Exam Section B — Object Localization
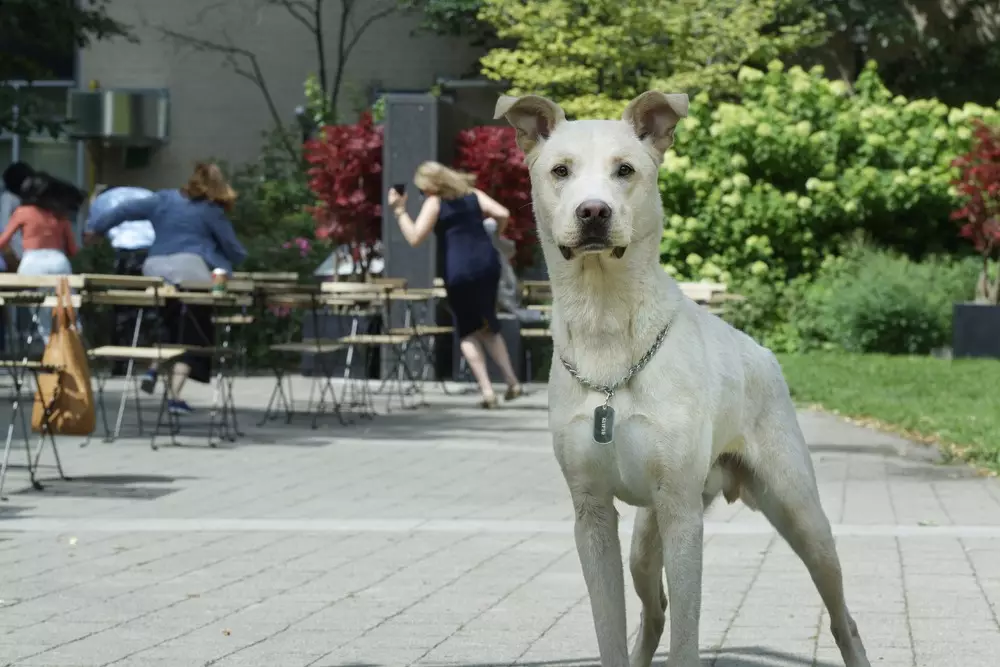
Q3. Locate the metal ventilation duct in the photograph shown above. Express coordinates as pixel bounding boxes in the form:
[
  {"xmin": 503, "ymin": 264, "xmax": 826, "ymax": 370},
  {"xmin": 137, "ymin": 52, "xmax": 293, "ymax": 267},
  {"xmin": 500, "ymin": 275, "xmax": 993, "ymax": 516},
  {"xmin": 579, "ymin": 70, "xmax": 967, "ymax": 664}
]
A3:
[{"xmin": 67, "ymin": 89, "xmax": 170, "ymax": 145}]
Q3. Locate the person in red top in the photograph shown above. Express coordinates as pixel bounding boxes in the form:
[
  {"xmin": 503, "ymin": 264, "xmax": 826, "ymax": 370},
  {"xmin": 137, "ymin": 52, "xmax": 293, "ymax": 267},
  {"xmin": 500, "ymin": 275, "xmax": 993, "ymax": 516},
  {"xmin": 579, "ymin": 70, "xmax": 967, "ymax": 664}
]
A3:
[
  {"xmin": 0, "ymin": 203, "xmax": 78, "ymax": 342},
  {"xmin": 0, "ymin": 205, "xmax": 78, "ymax": 259}
]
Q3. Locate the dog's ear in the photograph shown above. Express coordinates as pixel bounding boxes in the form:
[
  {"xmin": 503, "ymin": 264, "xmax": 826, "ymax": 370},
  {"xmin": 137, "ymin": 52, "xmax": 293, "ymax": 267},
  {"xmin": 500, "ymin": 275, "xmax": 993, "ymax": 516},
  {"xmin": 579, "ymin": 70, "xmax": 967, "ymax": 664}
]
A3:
[
  {"xmin": 622, "ymin": 91, "xmax": 689, "ymax": 155},
  {"xmin": 494, "ymin": 95, "xmax": 566, "ymax": 156}
]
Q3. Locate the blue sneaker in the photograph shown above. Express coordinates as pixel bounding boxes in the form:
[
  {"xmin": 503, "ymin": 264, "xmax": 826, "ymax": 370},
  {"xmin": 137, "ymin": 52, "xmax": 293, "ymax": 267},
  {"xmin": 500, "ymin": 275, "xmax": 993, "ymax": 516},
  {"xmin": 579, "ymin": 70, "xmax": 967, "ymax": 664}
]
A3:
[
  {"xmin": 168, "ymin": 399, "xmax": 194, "ymax": 416},
  {"xmin": 140, "ymin": 370, "xmax": 158, "ymax": 395}
]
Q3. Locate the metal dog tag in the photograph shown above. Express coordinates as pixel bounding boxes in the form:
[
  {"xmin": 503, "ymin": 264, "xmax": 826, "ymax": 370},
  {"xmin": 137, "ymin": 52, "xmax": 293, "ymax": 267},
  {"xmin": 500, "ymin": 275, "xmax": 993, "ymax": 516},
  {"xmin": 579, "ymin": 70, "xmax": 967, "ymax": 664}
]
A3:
[{"xmin": 593, "ymin": 404, "xmax": 615, "ymax": 444}]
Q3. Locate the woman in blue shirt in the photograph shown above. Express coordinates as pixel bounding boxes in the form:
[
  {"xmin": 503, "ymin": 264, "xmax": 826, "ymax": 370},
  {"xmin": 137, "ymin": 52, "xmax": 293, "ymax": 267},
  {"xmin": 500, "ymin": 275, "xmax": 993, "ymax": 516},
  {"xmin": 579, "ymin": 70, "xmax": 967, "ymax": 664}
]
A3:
[{"xmin": 89, "ymin": 162, "xmax": 248, "ymax": 416}]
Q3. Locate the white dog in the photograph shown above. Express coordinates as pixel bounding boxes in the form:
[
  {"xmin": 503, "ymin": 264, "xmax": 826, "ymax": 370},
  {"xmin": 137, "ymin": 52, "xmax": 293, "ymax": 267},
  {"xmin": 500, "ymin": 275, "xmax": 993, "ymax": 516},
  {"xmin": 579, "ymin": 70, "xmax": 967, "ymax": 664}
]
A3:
[{"xmin": 494, "ymin": 92, "xmax": 871, "ymax": 667}]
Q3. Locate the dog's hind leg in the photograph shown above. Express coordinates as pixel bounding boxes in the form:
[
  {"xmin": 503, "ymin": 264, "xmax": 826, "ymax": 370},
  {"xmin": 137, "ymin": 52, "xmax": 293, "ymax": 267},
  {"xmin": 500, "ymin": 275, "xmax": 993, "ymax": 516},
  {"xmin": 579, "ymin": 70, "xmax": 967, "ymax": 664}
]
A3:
[
  {"xmin": 744, "ymin": 421, "xmax": 871, "ymax": 667},
  {"xmin": 628, "ymin": 508, "xmax": 666, "ymax": 667}
]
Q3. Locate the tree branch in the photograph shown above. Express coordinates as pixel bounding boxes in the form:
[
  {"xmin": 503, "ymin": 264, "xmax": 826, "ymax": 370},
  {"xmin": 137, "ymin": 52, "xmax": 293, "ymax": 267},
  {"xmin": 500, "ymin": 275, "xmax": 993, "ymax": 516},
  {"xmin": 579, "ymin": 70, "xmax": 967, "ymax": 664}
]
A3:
[
  {"xmin": 156, "ymin": 27, "xmax": 299, "ymax": 161},
  {"xmin": 270, "ymin": 0, "xmax": 316, "ymax": 32},
  {"xmin": 330, "ymin": 0, "xmax": 353, "ymax": 121},
  {"xmin": 344, "ymin": 2, "xmax": 397, "ymax": 55},
  {"xmin": 315, "ymin": 0, "xmax": 328, "ymax": 100},
  {"xmin": 329, "ymin": 0, "xmax": 396, "ymax": 118}
]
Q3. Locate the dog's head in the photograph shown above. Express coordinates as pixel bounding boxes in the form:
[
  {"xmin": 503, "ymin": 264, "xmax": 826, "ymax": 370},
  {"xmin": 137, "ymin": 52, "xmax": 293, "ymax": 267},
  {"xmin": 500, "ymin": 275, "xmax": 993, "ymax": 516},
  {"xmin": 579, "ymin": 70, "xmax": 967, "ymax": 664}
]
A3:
[{"xmin": 495, "ymin": 91, "xmax": 688, "ymax": 262}]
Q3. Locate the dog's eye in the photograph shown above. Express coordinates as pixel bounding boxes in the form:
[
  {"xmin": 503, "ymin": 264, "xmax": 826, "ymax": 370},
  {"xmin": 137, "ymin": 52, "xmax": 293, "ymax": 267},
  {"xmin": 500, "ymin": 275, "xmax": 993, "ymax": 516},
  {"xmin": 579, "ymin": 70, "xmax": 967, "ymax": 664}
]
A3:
[
  {"xmin": 617, "ymin": 163, "xmax": 635, "ymax": 178},
  {"xmin": 551, "ymin": 165, "xmax": 570, "ymax": 178}
]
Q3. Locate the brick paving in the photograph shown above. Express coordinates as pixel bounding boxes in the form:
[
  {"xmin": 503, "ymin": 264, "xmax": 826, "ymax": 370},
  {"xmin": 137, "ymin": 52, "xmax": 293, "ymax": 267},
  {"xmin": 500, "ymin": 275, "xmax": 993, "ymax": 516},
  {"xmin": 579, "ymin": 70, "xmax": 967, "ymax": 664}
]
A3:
[{"xmin": 1, "ymin": 376, "xmax": 999, "ymax": 666}]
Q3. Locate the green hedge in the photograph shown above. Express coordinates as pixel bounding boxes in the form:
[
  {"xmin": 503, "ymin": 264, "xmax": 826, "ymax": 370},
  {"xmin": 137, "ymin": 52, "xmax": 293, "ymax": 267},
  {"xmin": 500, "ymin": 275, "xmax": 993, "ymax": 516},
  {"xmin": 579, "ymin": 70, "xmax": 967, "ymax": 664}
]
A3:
[
  {"xmin": 725, "ymin": 243, "xmax": 980, "ymax": 355},
  {"xmin": 659, "ymin": 60, "xmax": 1000, "ymax": 284}
]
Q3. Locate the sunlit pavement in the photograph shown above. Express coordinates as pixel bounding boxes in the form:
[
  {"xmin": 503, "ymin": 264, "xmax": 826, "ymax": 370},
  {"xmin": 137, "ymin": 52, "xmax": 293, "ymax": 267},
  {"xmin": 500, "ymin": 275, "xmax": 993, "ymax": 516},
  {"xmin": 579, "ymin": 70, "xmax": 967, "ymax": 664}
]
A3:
[{"xmin": 1, "ymin": 378, "xmax": 999, "ymax": 666}]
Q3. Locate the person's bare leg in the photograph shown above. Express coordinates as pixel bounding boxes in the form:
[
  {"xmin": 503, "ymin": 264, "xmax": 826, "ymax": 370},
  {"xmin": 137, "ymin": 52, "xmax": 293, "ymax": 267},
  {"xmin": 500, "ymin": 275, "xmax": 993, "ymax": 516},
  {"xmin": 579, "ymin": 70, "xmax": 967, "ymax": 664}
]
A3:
[
  {"xmin": 459, "ymin": 335, "xmax": 495, "ymax": 403},
  {"xmin": 171, "ymin": 362, "xmax": 191, "ymax": 400},
  {"xmin": 477, "ymin": 331, "xmax": 521, "ymax": 395}
]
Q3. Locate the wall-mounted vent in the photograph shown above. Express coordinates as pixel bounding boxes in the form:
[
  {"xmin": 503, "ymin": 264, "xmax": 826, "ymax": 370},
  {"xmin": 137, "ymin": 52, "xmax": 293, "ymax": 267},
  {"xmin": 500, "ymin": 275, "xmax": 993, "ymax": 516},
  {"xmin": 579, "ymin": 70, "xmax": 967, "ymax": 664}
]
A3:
[{"xmin": 67, "ymin": 89, "xmax": 169, "ymax": 145}]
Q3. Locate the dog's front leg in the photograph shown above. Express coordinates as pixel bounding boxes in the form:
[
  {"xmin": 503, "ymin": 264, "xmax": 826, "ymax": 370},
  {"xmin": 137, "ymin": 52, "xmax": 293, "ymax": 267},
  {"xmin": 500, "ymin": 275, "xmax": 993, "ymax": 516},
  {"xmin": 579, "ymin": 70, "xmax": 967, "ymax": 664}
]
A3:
[
  {"xmin": 571, "ymin": 487, "xmax": 629, "ymax": 667},
  {"xmin": 652, "ymin": 426, "xmax": 709, "ymax": 667},
  {"xmin": 655, "ymin": 494, "xmax": 704, "ymax": 667}
]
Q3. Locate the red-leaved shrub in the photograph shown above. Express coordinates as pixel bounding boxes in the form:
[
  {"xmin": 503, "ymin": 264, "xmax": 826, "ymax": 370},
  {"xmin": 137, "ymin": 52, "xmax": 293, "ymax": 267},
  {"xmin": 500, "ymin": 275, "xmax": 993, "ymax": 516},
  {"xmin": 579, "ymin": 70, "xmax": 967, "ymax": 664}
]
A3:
[
  {"xmin": 304, "ymin": 111, "xmax": 383, "ymax": 246},
  {"xmin": 951, "ymin": 120, "xmax": 1000, "ymax": 303},
  {"xmin": 454, "ymin": 126, "xmax": 535, "ymax": 267}
]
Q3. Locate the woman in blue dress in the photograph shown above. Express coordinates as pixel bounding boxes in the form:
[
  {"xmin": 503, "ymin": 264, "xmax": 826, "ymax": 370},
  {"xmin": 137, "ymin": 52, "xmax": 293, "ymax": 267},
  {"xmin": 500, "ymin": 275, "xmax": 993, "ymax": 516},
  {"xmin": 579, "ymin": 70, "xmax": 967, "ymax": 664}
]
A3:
[{"xmin": 388, "ymin": 161, "xmax": 522, "ymax": 408}]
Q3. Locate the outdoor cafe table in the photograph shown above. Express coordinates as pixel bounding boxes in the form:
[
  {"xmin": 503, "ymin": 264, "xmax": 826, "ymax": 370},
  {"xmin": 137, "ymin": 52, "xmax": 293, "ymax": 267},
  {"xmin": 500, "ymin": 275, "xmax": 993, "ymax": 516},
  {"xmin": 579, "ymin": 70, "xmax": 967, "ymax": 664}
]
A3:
[
  {"xmin": 82, "ymin": 289, "xmax": 252, "ymax": 448},
  {"xmin": 0, "ymin": 290, "xmax": 68, "ymax": 496},
  {"xmin": 259, "ymin": 289, "xmax": 383, "ymax": 426}
]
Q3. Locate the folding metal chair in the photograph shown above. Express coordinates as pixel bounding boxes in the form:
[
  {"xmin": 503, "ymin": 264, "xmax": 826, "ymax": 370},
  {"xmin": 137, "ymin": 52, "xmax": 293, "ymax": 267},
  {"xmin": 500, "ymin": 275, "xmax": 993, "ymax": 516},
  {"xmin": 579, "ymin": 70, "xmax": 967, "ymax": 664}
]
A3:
[
  {"xmin": 337, "ymin": 332, "xmax": 418, "ymax": 413},
  {"xmin": 386, "ymin": 289, "xmax": 455, "ymax": 397},
  {"xmin": 0, "ymin": 359, "xmax": 66, "ymax": 499},
  {"xmin": 149, "ymin": 291, "xmax": 249, "ymax": 449},
  {"xmin": 261, "ymin": 290, "xmax": 351, "ymax": 428}
]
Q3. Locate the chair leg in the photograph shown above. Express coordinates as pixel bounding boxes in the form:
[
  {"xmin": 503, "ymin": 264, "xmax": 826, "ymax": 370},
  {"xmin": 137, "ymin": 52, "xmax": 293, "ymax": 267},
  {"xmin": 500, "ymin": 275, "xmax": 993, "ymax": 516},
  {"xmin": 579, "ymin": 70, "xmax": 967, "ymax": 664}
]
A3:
[
  {"xmin": 150, "ymin": 384, "xmax": 170, "ymax": 451},
  {"xmin": 29, "ymin": 371, "xmax": 69, "ymax": 484},
  {"xmin": 132, "ymin": 372, "xmax": 146, "ymax": 436},
  {"xmin": 409, "ymin": 338, "xmax": 431, "ymax": 407},
  {"xmin": 10, "ymin": 369, "xmax": 41, "ymax": 491},
  {"xmin": 91, "ymin": 367, "xmax": 113, "ymax": 445},
  {"xmin": 424, "ymin": 333, "xmax": 455, "ymax": 395},
  {"xmin": 0, "ymin": 378, "xmax": 19, "ymax": 500},
  {"xmin": 312, "ymin": 356, "xmax": 347, "ymax": 429},
  {"xmin": 225, "ymin": 374, "xmax": 243, "ymax": 438},
  {"xmin": 259, "ymin": 364, "xmax": 287, "ymax": 426},
  {"xmin": 383, "ymin": 345, "xmax": 413, "ymax": 414},
  {"xmin": 526, "ymin": 345, "xmax": 533, "ymax": 384},
  {"xmin": 305, "ymin": 371, "xmax": 319, "ymax": 419},
  {"xmin": 207, "ymin": 377, "xmax": 220, "ymax": 449},
  {"xmin": 32, "ymin": 429, "xmax": 67, "ymax": 481},
  {"xmin": 112, "ymin": 358, "xmax": 135, "ymax": 441},
  {"xmin": 403, "ymin": 347, "xmax": 425, "ymax": 409}
]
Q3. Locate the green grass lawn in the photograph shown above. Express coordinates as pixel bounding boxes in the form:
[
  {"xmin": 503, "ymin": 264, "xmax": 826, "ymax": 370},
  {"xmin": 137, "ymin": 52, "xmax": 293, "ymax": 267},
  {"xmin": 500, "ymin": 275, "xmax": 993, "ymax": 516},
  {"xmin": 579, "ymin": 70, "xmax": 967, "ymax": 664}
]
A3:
[{"xmin": 776, "ymin": 352, "xmax": 1000, "ymax": 470}]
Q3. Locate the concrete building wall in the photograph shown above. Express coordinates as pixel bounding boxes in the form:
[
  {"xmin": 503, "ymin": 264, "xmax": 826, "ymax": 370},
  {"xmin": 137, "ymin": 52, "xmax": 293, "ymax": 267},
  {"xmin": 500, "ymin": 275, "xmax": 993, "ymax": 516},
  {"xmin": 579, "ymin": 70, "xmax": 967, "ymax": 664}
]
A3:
[{"xmin": 80, "ymin": 0, "xmax": 484, "ymax": 189}]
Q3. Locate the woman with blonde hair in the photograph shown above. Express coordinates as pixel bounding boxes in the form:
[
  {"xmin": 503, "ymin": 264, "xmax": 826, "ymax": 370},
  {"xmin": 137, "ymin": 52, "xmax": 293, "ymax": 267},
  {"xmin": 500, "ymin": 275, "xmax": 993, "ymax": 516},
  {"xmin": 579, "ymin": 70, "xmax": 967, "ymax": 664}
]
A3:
[
  {"xmin": 388, "ymin": 161, "xmax": 522, "ymax": 408},
  {"xmin": 90, "ymin": 162, "xmax": 247, "ymax": 415}
]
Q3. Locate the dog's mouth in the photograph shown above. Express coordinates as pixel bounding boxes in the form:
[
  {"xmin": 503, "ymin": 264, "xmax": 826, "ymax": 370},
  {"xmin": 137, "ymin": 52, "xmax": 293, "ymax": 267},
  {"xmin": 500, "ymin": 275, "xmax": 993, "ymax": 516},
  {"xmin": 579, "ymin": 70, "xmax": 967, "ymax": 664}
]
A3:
[{"xmin": 558, "ymin": 244, "xmax": 628, "ymax": 260}]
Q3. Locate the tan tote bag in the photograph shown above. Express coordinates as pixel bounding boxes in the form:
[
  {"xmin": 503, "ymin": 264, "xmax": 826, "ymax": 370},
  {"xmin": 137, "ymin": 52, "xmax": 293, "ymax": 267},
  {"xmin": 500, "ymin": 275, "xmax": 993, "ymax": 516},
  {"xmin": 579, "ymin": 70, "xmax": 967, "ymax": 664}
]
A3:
[{"xmin": 32, "ymin": 277, "xmax": 96, "ymax": 435}]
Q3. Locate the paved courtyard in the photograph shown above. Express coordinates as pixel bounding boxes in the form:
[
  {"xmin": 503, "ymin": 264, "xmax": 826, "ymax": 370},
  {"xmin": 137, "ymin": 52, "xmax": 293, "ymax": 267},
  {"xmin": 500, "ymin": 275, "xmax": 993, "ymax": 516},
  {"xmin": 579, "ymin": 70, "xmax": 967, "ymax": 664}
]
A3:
[{"xmin": 1, "ymin": 376, "xmax": 999, "ymax": 666}]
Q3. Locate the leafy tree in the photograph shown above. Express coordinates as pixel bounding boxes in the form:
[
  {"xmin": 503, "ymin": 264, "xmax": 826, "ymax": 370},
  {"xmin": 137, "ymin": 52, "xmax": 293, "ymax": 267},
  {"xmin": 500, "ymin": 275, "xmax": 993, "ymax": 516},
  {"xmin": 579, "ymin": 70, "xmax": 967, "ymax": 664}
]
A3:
[
  {"xmin": 477, "ymin": 0, "xmax": 826, "ymax": 118},
  {"xmin": 783, "ymin": 0, "xmax": 1000, "ymax": 104},
  {"xmin": 399, "ymin": 0, "xmax": 494, "ymax": 44},
  {"xmin": 0, "ymin": 0, "xmax": 132, "ymax": 136}
]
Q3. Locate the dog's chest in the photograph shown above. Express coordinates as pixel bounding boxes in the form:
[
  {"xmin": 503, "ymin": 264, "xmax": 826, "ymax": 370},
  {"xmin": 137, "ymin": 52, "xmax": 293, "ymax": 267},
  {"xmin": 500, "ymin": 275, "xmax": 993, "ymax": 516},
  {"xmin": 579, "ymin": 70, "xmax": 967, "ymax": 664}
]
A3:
[{"xmin": 553, "ymin": 388, "xmax": 666, "ymax": 508}]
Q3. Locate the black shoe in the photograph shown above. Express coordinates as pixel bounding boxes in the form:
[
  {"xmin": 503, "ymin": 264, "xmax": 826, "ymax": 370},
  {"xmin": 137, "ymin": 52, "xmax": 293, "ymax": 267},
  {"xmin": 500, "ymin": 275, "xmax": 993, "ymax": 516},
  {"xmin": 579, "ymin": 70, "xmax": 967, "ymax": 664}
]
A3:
[{"xmin": 140, "ymin": 370, "xmax": 158, "ymax": 394}]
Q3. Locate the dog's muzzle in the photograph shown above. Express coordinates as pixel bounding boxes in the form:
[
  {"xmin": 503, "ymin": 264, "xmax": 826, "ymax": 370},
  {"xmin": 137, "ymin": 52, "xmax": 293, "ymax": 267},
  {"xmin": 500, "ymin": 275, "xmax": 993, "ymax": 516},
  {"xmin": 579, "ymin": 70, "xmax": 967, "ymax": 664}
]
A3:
[
  {"xmin": 558, "ymin": 200, "xmax": 627, "ymax": 260},
  {"xmin": 557, "ymin": 245, "xmax": 628, "ymax": 260}
]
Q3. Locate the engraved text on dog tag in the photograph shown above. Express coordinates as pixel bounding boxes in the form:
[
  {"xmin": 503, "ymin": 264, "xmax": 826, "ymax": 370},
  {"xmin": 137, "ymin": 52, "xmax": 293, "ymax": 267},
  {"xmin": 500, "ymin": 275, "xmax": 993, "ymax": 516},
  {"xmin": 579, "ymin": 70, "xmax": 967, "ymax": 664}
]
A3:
[{"xmin": 593, "ymin": 404, "xmax": 615, "ymax": 444}]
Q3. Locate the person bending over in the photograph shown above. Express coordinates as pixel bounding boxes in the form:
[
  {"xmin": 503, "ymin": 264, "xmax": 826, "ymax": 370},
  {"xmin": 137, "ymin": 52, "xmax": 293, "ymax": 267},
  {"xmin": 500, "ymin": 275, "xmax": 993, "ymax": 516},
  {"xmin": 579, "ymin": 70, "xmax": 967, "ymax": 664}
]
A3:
[{"xmin": 89, "ymin": 162, "xmax": 247, "ymax": 416}]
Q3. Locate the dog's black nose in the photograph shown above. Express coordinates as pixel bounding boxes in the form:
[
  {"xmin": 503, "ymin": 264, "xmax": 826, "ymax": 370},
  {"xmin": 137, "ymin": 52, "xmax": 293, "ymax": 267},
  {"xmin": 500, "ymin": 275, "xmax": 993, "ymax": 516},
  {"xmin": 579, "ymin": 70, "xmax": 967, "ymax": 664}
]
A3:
[{"xmin": 575, "ymin": 200, "xmax": 612, "ymax": 224}]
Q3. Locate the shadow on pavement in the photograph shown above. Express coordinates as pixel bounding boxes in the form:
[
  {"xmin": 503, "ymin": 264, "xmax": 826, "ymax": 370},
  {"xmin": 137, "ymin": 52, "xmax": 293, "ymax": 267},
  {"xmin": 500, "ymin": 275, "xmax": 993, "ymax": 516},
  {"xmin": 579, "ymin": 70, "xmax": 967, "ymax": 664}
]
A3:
[
  {"xmin": 0, "ymin": 503, "xmax": 31, "ymax": 518},
  {"xmin": 318, "ymin": 646, "xmax": 839, "ymax": 666},
  {"xmin": 8, "ymin": 473, "xmax": 192, "ymax": 500}
]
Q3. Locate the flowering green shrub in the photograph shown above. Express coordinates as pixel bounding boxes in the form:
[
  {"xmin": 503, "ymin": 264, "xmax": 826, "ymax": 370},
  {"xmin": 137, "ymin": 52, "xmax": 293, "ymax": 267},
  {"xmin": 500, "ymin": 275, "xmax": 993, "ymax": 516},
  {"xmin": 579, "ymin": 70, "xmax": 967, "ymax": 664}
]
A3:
[
  {"xmin": 660, "ymin": 60, "xmax": 1000, "ymax": 284},
  {"xmin": 724, "ymin": 243, "xmax": 980, "ymax": 355}
]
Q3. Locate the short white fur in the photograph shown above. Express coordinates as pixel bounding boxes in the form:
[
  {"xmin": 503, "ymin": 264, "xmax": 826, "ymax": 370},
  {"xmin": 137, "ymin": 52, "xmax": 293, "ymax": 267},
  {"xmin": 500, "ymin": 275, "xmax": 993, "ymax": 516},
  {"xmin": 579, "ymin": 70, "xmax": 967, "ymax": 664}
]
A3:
[{"xmin": 495, "ymin": 91, "xmax": 872, "ymax": 667}]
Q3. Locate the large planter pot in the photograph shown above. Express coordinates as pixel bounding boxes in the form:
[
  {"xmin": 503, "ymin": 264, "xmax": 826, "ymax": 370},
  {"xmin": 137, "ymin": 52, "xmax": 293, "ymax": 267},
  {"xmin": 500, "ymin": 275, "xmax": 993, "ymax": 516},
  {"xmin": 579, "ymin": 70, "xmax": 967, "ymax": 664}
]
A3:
[{"xmin": 953, "ymin": 302, "xmax": 1000, "ymax": 359}]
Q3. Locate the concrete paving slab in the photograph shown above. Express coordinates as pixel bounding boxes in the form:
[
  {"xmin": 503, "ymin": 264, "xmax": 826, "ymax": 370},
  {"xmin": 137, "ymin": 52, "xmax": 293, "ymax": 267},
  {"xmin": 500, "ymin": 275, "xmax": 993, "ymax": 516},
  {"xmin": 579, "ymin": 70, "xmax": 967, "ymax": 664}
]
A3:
[{"xmin": 0, "ymin": 377, "xmax": 998, "ymax": 666}]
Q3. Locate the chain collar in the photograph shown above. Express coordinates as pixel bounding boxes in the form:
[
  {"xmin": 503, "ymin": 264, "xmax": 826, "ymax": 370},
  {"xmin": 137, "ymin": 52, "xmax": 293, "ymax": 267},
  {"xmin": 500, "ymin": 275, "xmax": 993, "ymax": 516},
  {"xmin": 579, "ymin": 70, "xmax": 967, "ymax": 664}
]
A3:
[{"xmin": 558, "ymin": 317, "xmax": 675, "ymax": 400}]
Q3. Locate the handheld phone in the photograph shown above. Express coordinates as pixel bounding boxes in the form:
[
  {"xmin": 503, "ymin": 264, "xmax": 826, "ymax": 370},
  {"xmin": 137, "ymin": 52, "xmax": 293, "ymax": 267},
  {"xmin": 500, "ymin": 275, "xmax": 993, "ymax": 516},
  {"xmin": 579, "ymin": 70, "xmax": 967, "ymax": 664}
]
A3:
[{"xmin": 392, "ymin": 183, "xmax": 406, "ymax": 196}]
